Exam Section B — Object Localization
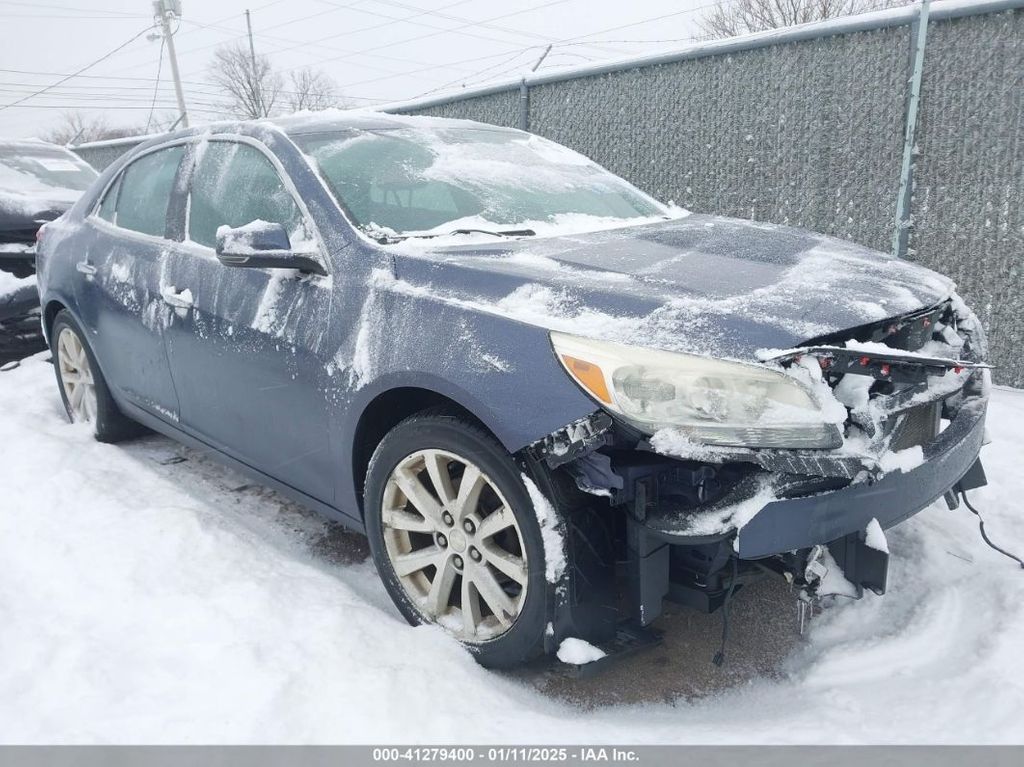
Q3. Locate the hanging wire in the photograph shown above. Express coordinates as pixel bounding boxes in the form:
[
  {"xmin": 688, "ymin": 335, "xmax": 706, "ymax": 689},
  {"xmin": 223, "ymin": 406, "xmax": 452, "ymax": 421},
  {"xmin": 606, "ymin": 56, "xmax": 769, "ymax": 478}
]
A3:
[{"xmin": 0, "ymin": 24, "xmax": 156, "ymax": 112}]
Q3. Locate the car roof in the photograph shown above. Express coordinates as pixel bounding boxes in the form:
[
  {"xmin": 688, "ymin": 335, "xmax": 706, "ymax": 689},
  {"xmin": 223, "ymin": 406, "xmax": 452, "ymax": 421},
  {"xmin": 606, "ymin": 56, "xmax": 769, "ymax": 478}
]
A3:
[
  {"xmin": 137, "ymin": 110, "xmax": 521, "ymax": 151},
  {"xmin": 0, "ymin": 138, "xmax": 76, "ymax": 153},
  {"xmin": 118, "ymin": 110, "xmax": 525, "ymax": 171}
]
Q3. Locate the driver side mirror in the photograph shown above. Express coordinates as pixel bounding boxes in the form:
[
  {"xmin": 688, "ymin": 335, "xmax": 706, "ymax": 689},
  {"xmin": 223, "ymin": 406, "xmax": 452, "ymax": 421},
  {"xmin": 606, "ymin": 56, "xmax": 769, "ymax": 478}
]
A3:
[{"xmin": 215, "ymin": 221, "xmax": 326, "ymax": 276}]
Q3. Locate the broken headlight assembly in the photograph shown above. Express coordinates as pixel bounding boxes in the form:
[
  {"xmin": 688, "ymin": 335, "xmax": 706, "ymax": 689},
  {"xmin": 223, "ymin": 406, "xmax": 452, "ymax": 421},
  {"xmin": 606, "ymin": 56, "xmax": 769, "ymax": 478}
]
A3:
[{"xmin": 550, "ymin": 331, "xmax": 842, "ymax": 449}]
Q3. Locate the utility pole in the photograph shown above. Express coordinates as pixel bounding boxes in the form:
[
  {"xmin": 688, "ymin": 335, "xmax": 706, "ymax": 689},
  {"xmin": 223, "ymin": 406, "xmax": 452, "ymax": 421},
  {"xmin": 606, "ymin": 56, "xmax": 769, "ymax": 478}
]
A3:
[
  {"xmin": 891, "ymin": 0, "xmax": 930, "ymax": 258},
  {"xmin": 154, "ymin": 0, "xmax": 189, "ymax": 128},
  {"xmin": 244, "ymin": 9, "xmax": 264, "ymax": 117}
]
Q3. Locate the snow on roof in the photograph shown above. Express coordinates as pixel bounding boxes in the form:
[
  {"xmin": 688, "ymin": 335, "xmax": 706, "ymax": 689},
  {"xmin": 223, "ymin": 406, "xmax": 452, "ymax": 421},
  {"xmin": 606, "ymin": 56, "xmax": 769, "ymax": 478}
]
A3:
[
  {"xmin": 71, "ymin": 110, "xmax": 517, "ymax": 155},
  {"xmin": 0, "ymin": 138, "xmax": 63, "ymax": 151},
  {"xmin": 69, "ymin": 132, "xmax": 163, "ymax": 151},
  {"xmin": 268, "ymin": 109, "xmax": 520, "ymax": 135}
]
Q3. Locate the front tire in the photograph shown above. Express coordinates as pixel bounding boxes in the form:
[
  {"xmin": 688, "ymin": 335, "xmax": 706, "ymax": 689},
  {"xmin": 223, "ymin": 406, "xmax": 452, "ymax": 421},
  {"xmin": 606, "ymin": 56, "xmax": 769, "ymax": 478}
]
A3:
[
  {"xmin": 51, "ymin": 310, "xmax": 141, "ymax": 443},
  {"xmin": 365, "ymin": 411, "xmax": 552, "ymax": 668}
]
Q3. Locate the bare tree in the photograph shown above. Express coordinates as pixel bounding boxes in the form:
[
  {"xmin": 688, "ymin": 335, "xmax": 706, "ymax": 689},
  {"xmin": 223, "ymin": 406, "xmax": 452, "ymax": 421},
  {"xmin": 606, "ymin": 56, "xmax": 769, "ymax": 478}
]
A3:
[
  {"xmin": 286, "ymin": 67, "xmax": 344, "ymax": 112},
  {"xmin": 208, "ymin": 43, "xmax": 283, "ymax": 119},
  {"xmin": 44, "ymin": 111, "xmax": 144, "ymax": 145},
  {"xmin": 700, "ymin": 0, "xmax": 912, "ymax": 39}
]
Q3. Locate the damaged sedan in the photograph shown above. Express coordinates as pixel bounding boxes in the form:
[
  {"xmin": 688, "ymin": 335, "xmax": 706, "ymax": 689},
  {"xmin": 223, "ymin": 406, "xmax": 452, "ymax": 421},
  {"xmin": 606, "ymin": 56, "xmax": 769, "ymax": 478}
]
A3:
[{"xmin": 35, "ymin": 113, "xmax": 989, "ymax": 668}]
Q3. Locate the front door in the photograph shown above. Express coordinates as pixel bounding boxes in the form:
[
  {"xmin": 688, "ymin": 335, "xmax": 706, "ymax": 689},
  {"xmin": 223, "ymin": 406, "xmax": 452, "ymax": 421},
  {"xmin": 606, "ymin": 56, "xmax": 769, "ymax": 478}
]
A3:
[{"xmin": 161, "ymin": 139, "xmax": 335, "ymax": 503}]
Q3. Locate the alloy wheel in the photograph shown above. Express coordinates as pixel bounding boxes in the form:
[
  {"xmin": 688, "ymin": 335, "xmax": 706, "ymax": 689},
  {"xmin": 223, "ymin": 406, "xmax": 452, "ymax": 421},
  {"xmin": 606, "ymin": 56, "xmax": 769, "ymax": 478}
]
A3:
[
  {"xmin": 57, "ymin": 327, "xmax": 97, "ymax": 424},
  {"xmin": 381, "ymin": 449, "xmax": 529, "ymax": 642}
]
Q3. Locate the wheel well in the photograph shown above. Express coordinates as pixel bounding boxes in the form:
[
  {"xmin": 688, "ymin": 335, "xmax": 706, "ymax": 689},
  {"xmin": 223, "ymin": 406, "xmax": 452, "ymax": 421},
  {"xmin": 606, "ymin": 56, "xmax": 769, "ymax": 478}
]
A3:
[
  {"xmin": 43, "ymin": 300, "xmax": 67, "ymax": 339},
  {"xmin": 351, "ymin": 387, "xmax": 495, "ymax": 515}
]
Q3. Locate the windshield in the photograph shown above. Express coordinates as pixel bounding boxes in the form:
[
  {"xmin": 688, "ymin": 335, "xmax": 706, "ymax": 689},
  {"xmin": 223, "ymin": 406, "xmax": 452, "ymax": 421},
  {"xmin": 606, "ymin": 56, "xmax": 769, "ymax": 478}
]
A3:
[
  {"xmin": 0, "ymin": 145, "xmax": 98, "ymax": 194},
  {"xmin": 294, "ymin": 128, "xmax": 668, "ymax": 239}
]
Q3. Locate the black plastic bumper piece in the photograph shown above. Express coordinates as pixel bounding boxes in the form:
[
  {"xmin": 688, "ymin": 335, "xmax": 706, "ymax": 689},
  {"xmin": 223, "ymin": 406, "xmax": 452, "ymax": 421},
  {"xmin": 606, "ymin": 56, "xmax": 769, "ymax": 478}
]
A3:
[
  {"xmin": 828, "ymin": 531, "xmax": 889, "ymax": 596},
  {"xmin": 736, "ymin": 396, "xmax": 988, "ymax": 558}
]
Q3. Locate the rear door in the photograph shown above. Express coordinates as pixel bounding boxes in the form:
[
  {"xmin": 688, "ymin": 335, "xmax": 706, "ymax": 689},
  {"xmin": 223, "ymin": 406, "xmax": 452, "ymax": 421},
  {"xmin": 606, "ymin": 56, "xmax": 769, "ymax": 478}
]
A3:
[
  {"xmin": 161, "ymin": 138, "xmax": 336, "ymax": 502},
  {"xmin": 75, "ymin": 144, "xmax": 185, "ymax": 420}
]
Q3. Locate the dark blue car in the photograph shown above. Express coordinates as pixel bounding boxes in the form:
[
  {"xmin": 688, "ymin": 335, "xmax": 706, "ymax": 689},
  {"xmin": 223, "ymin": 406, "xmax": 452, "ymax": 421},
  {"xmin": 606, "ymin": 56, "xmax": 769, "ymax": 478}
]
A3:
[{"xmin": 36, "ymin": 113, "xmax": 989, "ymax": 668}]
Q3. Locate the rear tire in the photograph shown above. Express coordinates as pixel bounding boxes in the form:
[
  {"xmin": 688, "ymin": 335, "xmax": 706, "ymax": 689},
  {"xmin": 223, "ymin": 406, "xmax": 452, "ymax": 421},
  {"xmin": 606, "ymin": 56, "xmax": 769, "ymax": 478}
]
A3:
[
  {"xmin": 365, "ymin": 411, "xmax": 553, "ymax": 669},
  {"xmin": 51, "ymin": 309, "xmax": 142, "ymax": 443}
]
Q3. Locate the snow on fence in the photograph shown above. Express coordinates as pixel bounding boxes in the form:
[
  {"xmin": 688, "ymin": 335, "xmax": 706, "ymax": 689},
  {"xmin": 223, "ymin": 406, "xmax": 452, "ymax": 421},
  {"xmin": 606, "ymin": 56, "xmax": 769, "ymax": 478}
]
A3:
[{"xmin": 71, "ymin": 0, "xmax": 1024, "ymax": 386}]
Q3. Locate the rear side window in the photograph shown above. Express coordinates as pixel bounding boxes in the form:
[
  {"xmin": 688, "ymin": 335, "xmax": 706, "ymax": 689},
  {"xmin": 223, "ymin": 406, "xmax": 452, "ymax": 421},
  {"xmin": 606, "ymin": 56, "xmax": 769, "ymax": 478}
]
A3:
[
  {"xmin": 188, "ymin": 142, "xmax": 302, "ymax": 249},
  {"xmin": 114, "ymin": 145, "xmax": 185, "ymax": 237}
]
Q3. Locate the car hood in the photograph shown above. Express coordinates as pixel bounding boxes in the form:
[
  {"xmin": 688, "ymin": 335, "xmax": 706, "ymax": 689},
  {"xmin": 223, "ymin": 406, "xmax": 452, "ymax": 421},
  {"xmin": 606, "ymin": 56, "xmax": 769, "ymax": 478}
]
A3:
[{"xmin": 388, "ymin": 214, "xmax": 955, "ymax": 362}]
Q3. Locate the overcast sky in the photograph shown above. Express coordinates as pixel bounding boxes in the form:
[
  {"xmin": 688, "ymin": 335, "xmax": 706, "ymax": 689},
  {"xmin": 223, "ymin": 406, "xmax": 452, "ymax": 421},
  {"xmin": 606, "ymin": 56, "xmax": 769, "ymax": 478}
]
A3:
[{"xmin": 0, "ymin": 0, "xmax": 711, "ymax": 139}]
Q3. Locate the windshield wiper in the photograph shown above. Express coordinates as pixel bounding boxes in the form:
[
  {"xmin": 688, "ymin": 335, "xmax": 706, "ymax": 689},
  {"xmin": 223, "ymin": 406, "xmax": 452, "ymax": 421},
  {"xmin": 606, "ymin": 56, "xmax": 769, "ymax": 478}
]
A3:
[
  {"xmin": 448, "ymin": 228, "xmax": 536, "ymax": 238},
  {"xmin": 361, "ymin": 225, "xmax": 536, "ymax": 244},
  {"xmin": 359, "ymin": 225, "xmax": 406, "ymax": 244}
]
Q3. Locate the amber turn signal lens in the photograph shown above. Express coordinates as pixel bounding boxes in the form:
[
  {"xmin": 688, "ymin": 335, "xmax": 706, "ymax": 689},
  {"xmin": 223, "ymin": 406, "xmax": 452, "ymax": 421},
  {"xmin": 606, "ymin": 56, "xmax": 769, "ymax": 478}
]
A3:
[{"xmin": 561, "ymin": 354, "xmax": 612, "ymax": 404}]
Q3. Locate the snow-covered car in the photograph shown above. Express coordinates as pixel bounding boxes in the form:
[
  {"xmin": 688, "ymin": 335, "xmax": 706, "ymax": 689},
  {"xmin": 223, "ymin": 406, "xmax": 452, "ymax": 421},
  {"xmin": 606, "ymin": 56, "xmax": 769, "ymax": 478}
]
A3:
[
  {"xmin": 1, "ymin": 139, "xmax": 98, "ymax": 363},
  {"xmin": 34, "ymin": 113, "xmax": 989, "ymax": 668}
]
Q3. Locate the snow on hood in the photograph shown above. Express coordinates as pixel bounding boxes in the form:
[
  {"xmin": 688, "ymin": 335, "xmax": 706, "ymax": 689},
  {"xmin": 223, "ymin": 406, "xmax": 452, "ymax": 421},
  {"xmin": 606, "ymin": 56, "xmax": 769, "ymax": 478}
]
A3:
[{"xmin": 387, "ymin": 215, "xmax": 954, "ymax": 362}]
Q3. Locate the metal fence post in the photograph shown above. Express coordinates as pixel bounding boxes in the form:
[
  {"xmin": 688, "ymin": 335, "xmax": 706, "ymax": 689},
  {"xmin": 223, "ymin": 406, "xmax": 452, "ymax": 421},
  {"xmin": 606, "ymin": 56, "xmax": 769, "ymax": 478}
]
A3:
[
  {"xmin": 892, "ymin": 0, "xmax": 932, "ymax": 258},
  {"xmin": 519, "ymin": 78, "xmax": 530, "ymax": 131}
]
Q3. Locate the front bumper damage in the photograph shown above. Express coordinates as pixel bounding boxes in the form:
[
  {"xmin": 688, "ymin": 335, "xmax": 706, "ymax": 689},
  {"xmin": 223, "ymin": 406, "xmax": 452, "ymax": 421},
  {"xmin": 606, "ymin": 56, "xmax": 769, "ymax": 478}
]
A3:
[{"xmin": 529, "ymin": 297, "xmax": 991, "ymax": 646}]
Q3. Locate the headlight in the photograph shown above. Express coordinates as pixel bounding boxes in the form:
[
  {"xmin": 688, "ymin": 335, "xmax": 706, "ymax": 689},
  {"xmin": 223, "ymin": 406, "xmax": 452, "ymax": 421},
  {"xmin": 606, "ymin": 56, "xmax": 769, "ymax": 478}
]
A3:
[{"xmin": 550, "ymin": 331, "xmax": 842, "ymax": 449}]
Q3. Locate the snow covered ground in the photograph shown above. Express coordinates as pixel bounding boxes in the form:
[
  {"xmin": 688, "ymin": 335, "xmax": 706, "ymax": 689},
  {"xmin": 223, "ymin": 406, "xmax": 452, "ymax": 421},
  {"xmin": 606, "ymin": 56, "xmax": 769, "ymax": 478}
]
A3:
[
  {"xmin": 0, "ymin": 270, "xmax": 33, "ymax": 301},
  {"xmin": 1, "ymin": 352, "xmax": 1023, "ymax": 744}
]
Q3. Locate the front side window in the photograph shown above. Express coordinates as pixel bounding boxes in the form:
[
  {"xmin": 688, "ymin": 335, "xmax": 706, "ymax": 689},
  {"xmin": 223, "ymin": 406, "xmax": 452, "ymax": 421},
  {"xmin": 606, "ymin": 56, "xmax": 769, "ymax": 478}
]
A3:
[
  {"xmin": 294, "ymin": 128, "xmax": 668, "ymax": 240},
  {"xmin": 187, "ymin": 141, "xmax": 303, "ymax": 249},
  {"xmin": 114, "ymin": 145, "xmax": 185, "ymax": 237}
]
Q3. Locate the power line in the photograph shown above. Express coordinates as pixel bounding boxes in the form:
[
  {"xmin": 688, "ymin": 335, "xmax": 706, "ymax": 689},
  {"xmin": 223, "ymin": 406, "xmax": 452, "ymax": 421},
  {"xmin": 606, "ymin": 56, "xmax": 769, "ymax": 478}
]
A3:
[
  {"xmin": 1, "ymin": 13, "xmax": 153, "ymax": 19},
  {"xmin": 176, "ymin": 15, "xmax": 485, "ymax": 83},
  {"xmin": 0, "ymin": 104, "xmax": 225, "ymax": 114},
  {"xmin": 324, "ymin": 0, "xmax": 629, "ymax": 58},
  {"xmin": 0, "ymin": 1, "xmax": 147, "ymax": 17},
  {"xmin": 0, "ymin": 24, "xmax": 156, "ymax": 113},
  {"xmin": 172, "ymin": 1, "xmax": 499, "ymax": 83},
  {"xmin": 553, "ymin": 0, "xmax": 737, "ymax": 45},
  {"xmin": 387, "ymin": 0, "xmax": 736, "ymax": 101},
  {"xmin": 96, "ymin": 0, "xmax": 383, "ymax": 80},
  {"xmin": 410, "ymin": 47, "xmax": 541, "ymax": 99},
  {"xmin": 82, "ymin": 0, "xmax": 691, "ymax": 107},
  {"xmin": 2, "ymin": 0, "xmax": 734, "ymax": 122},
  {"xmin": 275, "ymin": 0, "xmax": 571, "ymax": 78},
  {"xmin": 0, "ymin": 72, "xmax": 386, "ymax": 102},
  {"xmin": 133, "ymin": 0, "xmax": 575, "ymax": 85}
]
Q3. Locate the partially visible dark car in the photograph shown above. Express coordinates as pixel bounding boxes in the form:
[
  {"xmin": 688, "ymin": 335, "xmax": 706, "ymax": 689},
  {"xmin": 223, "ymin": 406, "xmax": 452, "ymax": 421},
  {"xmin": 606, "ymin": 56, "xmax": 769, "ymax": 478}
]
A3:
[{"xmin": 0, "ymin": 139, "xmax": 97, "ymax": 363}]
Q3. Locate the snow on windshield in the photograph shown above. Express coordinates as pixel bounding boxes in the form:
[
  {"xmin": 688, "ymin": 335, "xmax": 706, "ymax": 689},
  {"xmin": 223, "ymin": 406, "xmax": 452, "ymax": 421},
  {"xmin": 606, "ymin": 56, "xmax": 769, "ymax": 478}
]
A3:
[{"xmin": 295, "ymin": 127, "xmax": 671, "ymax": 238}]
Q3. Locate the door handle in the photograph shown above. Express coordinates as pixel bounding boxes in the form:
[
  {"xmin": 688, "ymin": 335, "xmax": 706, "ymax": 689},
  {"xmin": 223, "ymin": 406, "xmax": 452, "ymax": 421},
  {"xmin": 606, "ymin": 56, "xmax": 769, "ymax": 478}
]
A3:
[
  {"xmin": 76, "ymin": 260, "xmax": 96, "ymax": 276},
  {"xmin": 160, "ymin": 286, "xmax": 194, "ymax": 309}
]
